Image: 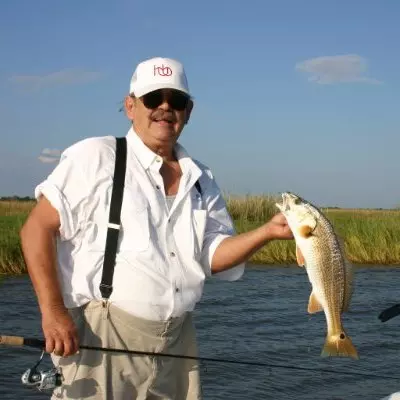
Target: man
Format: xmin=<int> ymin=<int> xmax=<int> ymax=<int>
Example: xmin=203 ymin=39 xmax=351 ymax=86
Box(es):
xmin=20 ymin=56 xmax=294 ymax=400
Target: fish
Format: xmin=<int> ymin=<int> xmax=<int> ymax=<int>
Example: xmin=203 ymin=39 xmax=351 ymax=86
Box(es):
xmin=275 ymin=192 xmax=358 ymax=360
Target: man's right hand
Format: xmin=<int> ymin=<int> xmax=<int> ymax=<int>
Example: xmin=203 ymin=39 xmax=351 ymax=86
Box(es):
xmin=20 ymin=196 xmax=80 ymax=358
xmin=42 ymin=305 xmax=79 ymax=357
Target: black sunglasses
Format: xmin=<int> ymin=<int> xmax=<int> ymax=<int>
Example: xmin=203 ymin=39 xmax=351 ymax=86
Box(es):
xmin=141 ymin=89 xmax=190 ymax=111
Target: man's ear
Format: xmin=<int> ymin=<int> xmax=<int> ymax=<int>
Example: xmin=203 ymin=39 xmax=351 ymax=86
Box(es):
xmin=124 ymin=95 xmax=136 ymax=121
xmin=185 ymin=99 xmax=194 ymax=124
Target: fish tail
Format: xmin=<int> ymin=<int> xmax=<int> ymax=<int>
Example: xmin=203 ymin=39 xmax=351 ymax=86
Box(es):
xmin=321 ymin=331 xmax=359 ymax=360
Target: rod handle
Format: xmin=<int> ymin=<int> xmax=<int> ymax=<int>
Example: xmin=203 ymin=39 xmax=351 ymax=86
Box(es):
xmin=0 ymin=335 xmax=24 ymax=346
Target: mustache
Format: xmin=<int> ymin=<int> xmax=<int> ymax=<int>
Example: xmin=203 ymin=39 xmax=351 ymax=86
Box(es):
xmin=150 ymin=109 xmax=176 ymax=122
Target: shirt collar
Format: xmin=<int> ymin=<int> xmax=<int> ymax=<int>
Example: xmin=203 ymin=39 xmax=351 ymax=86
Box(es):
xmin=125 ymin=126 xmax=202 ymax=178
xmin=126 ymin=126 xmax=159 ymax=170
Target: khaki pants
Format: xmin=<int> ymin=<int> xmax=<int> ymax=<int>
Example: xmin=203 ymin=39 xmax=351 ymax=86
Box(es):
xmin=50 ymin=301 xmax=202 ymax=400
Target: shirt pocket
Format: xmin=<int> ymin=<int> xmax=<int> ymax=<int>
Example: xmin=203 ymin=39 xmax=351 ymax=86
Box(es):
xmin=118 ymin=194 xmax=150 ymax=253
xmin=193 ymin=209 xmax=207 ymax=257
xmin=84 ymin=186 xmax=150 ymax=254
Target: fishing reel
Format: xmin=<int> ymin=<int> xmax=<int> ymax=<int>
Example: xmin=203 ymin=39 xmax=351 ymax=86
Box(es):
xmin=21 ymin=349 xmax=63 ymax=392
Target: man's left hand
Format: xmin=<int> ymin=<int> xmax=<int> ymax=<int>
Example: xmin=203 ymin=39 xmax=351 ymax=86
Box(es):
xmin=264 ymin=213 xmax=294 ymax=240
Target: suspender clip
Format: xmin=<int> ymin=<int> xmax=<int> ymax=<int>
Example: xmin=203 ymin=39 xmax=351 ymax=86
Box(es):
xmin=100 ymin=283 xmax=113 ymax=301
xmin=107 ymin=223 xmax=121 ymax=230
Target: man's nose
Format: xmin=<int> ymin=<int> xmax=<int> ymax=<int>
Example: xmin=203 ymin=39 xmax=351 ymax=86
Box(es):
xmin=158 ymin=98 xmax=171 ymax=110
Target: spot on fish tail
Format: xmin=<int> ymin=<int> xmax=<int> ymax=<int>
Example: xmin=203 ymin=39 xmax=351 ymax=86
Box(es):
xmin=321 ymin=331 xmax=359 ymax=360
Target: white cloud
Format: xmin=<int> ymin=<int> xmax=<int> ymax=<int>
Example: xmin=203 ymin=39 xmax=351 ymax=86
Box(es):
xmin=9 ymin=68 xmax=102 ymax=91
xmin=38 ymin=148 xmax=61 ymax=163
xmin=38 ymin=156 xmax=59 ymax=163
xmin=41 ymin=148 xmax=62 ymax=156
xmin=295 ymin=54 xmax=381 ymax=84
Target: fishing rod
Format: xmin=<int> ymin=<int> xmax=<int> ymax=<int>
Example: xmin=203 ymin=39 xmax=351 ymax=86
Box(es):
xmin=0 ymin=334 xmax=398 ymax=383
xmin=379 ymin=304 xmax=400 ymax=322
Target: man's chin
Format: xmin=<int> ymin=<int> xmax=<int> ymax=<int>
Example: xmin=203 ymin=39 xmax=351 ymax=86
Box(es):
xmin=152 ymin=129 xmax=178 ymax=142
xmin=150 ymin=123 xmax=178 ymax=137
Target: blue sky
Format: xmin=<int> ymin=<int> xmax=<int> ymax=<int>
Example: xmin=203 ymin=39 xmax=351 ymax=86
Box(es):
xmin=1 ymin=0 xmax=399 ymax=208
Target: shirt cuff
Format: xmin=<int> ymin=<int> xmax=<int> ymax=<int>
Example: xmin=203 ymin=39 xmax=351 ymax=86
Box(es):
xmin=203 ymin=234 xmax=246 ymax=281
xmin=35 ymin=181 xmax=77 ymax=241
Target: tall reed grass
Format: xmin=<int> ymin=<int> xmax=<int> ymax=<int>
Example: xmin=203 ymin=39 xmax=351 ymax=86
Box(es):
xmin=0 ymin=201 xmax=34 ymax=274
xmin=1 ymin=197 xmax=400 ymax=275
xmin=225 ymin=195 xmax=400 ymax=265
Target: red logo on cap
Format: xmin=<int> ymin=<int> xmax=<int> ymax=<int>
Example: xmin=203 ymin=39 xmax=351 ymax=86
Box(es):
xmin=154 ymin=64 xmax=172 ymax=77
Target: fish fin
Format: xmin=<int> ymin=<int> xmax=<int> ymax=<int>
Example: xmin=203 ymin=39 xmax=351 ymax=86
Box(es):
xmin=298 ymin=224 xmax=313 ymax=238
xmin=296 ymin=245 xmax=306 ymax=267
xmin=321 ymin=331 xmax=359 ymax=360
xmin=308 ymin=291 xmax=323 ymax=314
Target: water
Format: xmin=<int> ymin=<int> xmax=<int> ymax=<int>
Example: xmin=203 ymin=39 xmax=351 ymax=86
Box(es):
xmin=1 ymin=265 xmax=400 ymax=399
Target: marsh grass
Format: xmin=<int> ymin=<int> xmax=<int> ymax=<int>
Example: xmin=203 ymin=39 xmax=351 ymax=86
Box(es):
xmin=1 ymin=197 xmax=400 ymax=275
xmin=226 ymin=195 xmax=400 ymax=265
xmin=0 ymin=201 xmax=35 ymax=274
xmin=0 ymin=215 xmax=28 ymax=275
xmin=324 ymin=209 xmax=400 ymax=265
xmin=0 ymin=200 xmax=35 ymax=216
xmin=225 ymin=194 xmax=280 ymax=222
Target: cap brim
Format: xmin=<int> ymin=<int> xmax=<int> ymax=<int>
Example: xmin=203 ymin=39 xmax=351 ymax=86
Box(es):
xmin=131 ymin=83 xmax=191 ymax=98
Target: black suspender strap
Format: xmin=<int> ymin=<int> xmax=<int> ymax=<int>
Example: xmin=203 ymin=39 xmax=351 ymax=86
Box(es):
xmin=194 ymin=180 xmax=202 ymax=197
xmin=99 ymin=137 xmax=127 ymax=301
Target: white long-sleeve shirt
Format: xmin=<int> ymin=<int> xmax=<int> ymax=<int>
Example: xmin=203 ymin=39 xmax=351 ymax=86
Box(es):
xmin=35 ymin=127 xmax=245 ymax=321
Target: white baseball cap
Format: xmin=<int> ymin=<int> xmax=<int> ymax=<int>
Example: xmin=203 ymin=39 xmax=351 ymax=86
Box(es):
xmin=129 ymin=57 xmax=191 ymax=98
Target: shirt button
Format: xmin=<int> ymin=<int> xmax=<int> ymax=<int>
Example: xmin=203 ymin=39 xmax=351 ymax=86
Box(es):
xmin=156 ymin=157 xmax=162 ymax=162
xmin=175 ymin=288 xmax=179 ymax=293
xmin=170 ymin=252 xmax=176 ymax=257
xmin=156 ymin=185 xmax=161 ymax=190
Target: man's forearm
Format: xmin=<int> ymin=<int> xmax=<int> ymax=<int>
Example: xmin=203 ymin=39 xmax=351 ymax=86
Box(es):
xmin=211 ymin=224 xmax=271 ymax=274
xmin=20 ymin=221 xmax=65 ymax=314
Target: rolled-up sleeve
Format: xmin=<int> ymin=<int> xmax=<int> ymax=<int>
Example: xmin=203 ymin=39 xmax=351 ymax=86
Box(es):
xmin=200 ymin=176 xmax=245 ymax=281
xmin=34 ymin=143 xmax=91 ymax=241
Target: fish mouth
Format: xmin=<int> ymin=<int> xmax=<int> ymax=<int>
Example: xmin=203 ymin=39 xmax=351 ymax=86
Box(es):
xmin=275 ymin=192 xmax=301 ymax=212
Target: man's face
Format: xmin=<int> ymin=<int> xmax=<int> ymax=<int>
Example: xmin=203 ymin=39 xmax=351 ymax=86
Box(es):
xmin=125 ymin=89 xmax=193 ymax=145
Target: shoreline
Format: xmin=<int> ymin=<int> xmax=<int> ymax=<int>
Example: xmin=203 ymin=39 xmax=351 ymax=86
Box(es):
xmin=2 ymin=261 xmax=400 ymax=278
xmin=2 ymin=197 xmax=400 ymax=275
